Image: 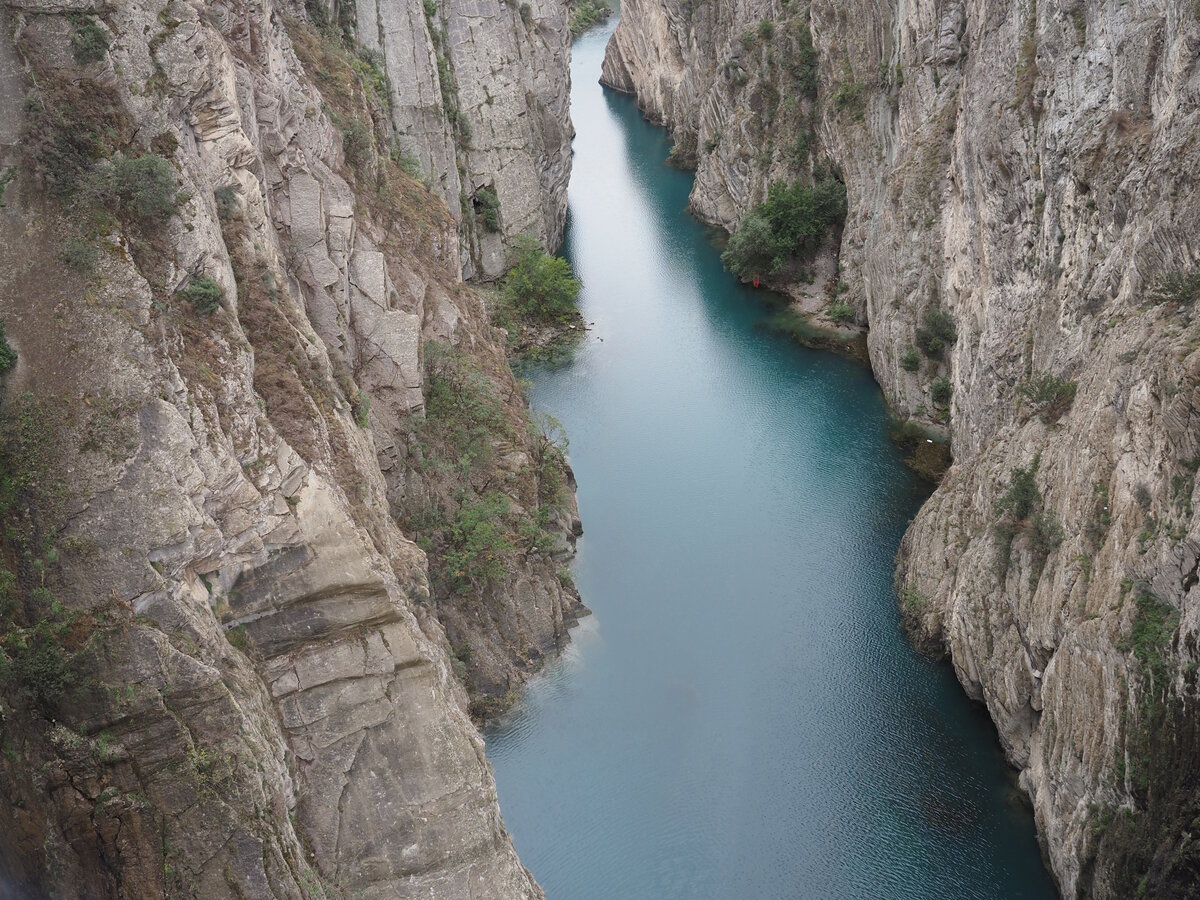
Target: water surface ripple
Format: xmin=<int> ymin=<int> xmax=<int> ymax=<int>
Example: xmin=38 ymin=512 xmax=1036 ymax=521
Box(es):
xmin=485 ymin=19 xmax=1058 ymax=900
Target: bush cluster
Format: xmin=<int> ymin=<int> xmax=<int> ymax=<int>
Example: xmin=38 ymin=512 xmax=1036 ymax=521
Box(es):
xmin=179 ymin=275 xmax=222 ymax=315
xmin=0 ymin=397 xmax=80 ymax=716
xmin=70 ymin=15 xmax=110 ymax=64
xmin=827 ymin=301 xmax=854 ymax=324
xmin=930 ymin=376 xmax=952 ymax=407
xmin=475 ymin=185 xmax=501 ymax=232
xmin=1019 ymin=371 xmax=1077 ymax=424
xmin=993 ymin=454 xmax=1063 ymax=580
xmin=406 ymin=344 xmax=571 ymax=598
xmin=568 ymin=0 xmax=612 ymax=35
xmin=443 ymin=494 xmax=514 ymax=593
xmin=1148 ymin=270 xmax=1200 ymax=306
xmin=915 ymin=309 xmax=956 ymax=358
xmin=108 ymin=154 xmax=179 ymax=222
xmin=503 ymin=236 xmax=581 ymax=324
xmin=722 ymin=176 xmax=846 ymax=280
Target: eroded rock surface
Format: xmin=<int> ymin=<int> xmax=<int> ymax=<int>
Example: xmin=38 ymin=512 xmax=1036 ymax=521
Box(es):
xmin=351 ymin=0 xmax=572 ymax=277
xmin=0 ymin=0 xmax=579 ymax=894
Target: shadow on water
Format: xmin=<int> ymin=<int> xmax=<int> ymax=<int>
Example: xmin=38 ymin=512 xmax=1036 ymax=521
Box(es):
xmin=487 ymin=16 xmax=1059 ymax=900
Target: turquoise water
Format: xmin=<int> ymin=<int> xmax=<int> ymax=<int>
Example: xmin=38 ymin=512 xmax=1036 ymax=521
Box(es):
xmin=485 ymin=19 xmax=1058 ymax=900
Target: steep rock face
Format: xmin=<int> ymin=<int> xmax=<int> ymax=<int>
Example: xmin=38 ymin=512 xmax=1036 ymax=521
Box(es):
xmin=0 ymin=0 xmax=577 ymax=894
xmin=605 ymin=0 xmax=1200 ymax=894
xmin=351 ymin=0 xmax=572 ymax=278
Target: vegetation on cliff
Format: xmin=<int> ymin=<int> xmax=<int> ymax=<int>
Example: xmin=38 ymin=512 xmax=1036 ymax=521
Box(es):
xmin=490 ymin=236 xmax=584 ymax=361
xmin=722 ymin=176 xmax=846 ymax=280
xmin=568 ymin=0 xmax=612 ymax=35
xmin=992 ymin=456 xmax=1062 ymax=583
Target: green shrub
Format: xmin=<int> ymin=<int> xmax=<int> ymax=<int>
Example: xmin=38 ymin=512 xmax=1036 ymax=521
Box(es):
xmin=29 ymin=82 xmax=130 ymax=200
xmin=352 ymin=391 xmax=371 ymax=428
xmin=832 ymin=79 xmax=865 ymax=116
xmin=900 ymin=346 xmax=921 ymax=372
xmin=4 ymin=618 xmax=70 ymax=714
xmin=1084 ymin=481 xmax=1111 ymax=547
xmin=1028 ymin=507 xmax=1064 ymax=556
xmin=107 ymin=154 xmax=179 ymax=223
xmin=444 ymin=494 xmax=514 ymax=592
xmin=915 ymin=308 xmax=956 ymax=358
xmin=1068 ymin=5 xmax=1086 ymax=43
xmin=827 ymin=301 xmax=854 ymax=323
xmin=788 ymin=21 xmax=819 ymax=99
xmin=1116 ymin=584 xmax=1179 ymax=696
xmin=503 ymin=235 xmax=581 ymax=324
xmin=475 ymin=185 xmax=501 ymax=232
xmin=757 ymin=18 xmax=776 ymax=40
xmin=179 ymin=275 xmax=222 ymax=315
xmin=996 ymin=458 xmax=1041 ymax=521
xmin=992 ymin=455 xmax=1063 ymax=581
xmin=519 ymin=2 xmax=533 ymax=23
xmin=350 ymin=48 xmax=390 ymax=107
xmin=339 ymin=118 xmax=373 ymax=173
xmin=930 ymin=377 xmax=952 ymax=406
xmin=900 ymin=583 xmax=928 ymax=615
xmin=722 ymin=177 xmax=846 ymax=279
xmin=0 ymin=167 xmax=13 ymax=207
xmin=305 ymin=0 xmax=331 ymax=28
xmin=0 ymin=320 xmax=15 ymax=375
xmin=391 ymin=143 xmax=423 ymax=178
xmin=1019 ymin=371 xmax=1077 ymax=423
xmin=70 ymin=16 xmax=110 ymax=64
xmin=422 ymin=341 xmax=506 ymax=472
xmin=214 ymin=185 xmax=241 ymax=220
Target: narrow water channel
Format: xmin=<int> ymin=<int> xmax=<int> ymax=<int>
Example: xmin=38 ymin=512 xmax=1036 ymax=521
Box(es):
xmin=485 ymin=18 xmax=1058 ymax=899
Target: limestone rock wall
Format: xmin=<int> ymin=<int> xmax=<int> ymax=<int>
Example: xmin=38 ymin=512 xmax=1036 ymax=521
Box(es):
xmin=351 ymin=0 xmax=573 ymax=278
xmin=0 ymin=0 xmax=578 ymax=894
xmin=605 ymin=0 xmax=1200 ymax=894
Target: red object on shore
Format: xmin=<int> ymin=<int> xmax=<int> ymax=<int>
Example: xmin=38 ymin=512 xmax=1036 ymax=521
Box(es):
xmin=752 ymin=276 xmax=760 ymax=288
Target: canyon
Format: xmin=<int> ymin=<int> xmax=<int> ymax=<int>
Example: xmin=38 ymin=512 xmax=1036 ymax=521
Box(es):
xmin=0 ymin=0 xmax=1196 ymax=893
xmin=605 ymin=0 xmax=1200 ymax=894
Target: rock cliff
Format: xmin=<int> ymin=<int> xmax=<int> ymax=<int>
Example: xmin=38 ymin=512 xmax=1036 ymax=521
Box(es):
xmin=0 ymin=0 xmax=578 ymax=894
xmin=605 ymin=0 xmax=1200 ymax=894
xmin=350 ymin=0 xmax=572 ymax=278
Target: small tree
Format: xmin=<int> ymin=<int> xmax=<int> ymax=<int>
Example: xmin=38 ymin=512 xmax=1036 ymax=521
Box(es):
xmin=1019 ymin=372 xmax=1077 ymax=424
xmin=70 ymin=16 xmax=110 ymax=64
xmin=179 ymin=275 xmax=222 ymax=315
xmin=930 ymin=377 xmax=952 ymax=406
xmin=445 ymin=494 xmax=514 ymax=592
xmin=503 ymin=236 xmax=581 ymax=324
xmin=106 ymin=154 xmax=179 ymax=223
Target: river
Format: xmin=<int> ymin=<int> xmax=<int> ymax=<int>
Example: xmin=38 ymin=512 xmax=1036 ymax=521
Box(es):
xmin=484 ymin=18 xmax=1058 ymax=900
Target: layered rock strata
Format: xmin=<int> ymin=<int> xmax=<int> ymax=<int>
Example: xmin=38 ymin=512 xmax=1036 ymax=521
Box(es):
xmin=0 ymin=0 xmax=579 ymax=894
